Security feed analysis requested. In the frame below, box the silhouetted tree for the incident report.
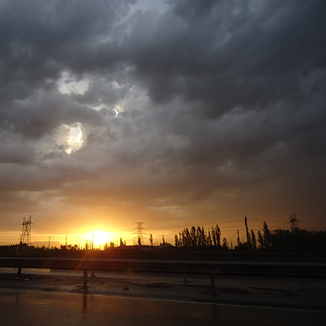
[244,216,251,250]
[206,231,213,247]
[237,230,241,246]
[176,225,225,249]
[119,237,125,247]
[258,221,272,250]
[174,234,179,247]
[222,237,229,250]
[211,224,221,247]
[251,229,257,250]
[190,226,197,247]
[197,226,206,247]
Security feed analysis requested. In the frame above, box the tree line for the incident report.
[174,215,326,253]
[174,225,229,249]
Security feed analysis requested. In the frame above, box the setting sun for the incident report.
[87,230,112,248]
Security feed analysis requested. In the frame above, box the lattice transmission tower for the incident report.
[289,213,299,231]
[134,222,145,245]
[21,215,32,246]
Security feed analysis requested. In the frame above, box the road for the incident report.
[0,289,325,326]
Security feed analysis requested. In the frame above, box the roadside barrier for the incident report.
[0,257,325,289]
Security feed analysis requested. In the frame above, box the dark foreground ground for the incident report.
[0,269,325,309]
[0,269,325,325]
[1,288,326,326]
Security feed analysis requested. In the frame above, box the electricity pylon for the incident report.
[134,222,145,245]
[21,215,32,246]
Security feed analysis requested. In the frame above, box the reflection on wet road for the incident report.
[0,289,325,326]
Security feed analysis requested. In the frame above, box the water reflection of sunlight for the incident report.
[0,267,51,274]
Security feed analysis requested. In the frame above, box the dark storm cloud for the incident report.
[0,0,135,138]
[0,131,35,164]
[118,0,326,190]
[124,0,326,115]
[0,0,325,231]
[7,90,103,138]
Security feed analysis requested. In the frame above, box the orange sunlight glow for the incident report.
[85,230,113,248]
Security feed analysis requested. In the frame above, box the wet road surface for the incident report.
[0,288,325,326]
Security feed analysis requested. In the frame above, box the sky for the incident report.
[0,0,325,247]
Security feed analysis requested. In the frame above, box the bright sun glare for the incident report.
[88,230,112,247]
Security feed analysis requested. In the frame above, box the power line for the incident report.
[145,220,243,231]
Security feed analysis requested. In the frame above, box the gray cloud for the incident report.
[0,0,325,241]
[125,1,326,114]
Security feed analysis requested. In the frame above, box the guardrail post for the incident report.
[83,270,88,288]
[17,267,22,276]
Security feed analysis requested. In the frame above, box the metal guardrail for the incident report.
[1,257,325,288]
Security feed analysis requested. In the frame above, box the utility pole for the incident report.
[244,216,251,250]
[48,236,51,249]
